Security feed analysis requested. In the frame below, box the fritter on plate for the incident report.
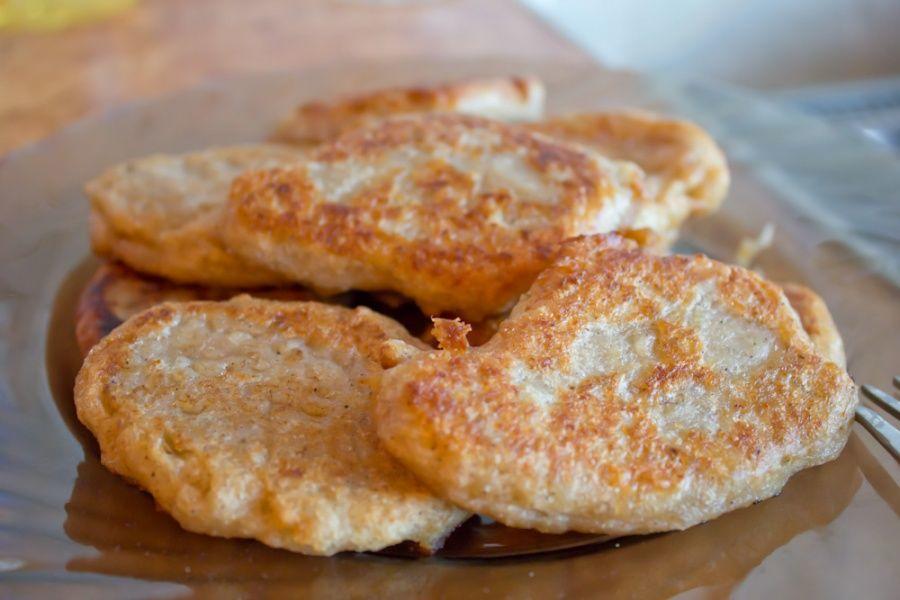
[75,297,468,556]
[273,75,545,145]
[531,110,729,246]
[87,144,305,287]
[375,235,857,535]
[224,113,653,320]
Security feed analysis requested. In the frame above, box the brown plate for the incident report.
[1,59,899,597]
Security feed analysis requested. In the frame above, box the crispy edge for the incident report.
[430,318,472,354]
[85,146,305,287]
[74,262,131,357]
[782,282,846,367]
[75,262,316,357]
[90,207,287,287]
[531,110,729,216]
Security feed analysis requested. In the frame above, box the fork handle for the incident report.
[862,385,900,420]
[856,406,900,462]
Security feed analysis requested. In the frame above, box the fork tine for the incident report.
[855,406,900,462]
[893,376,899,392]
[861,384,900,420]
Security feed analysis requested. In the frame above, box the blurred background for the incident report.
[1,0,899,155]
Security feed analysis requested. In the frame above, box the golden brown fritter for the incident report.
[74,262,316,356]
[531,110,729,246]
[375,235,857,535]
[87,144,306,287]
[272,75,545,145]
[75,297,468,556]
[782,282,846,367]
[426,282,847,357]
[223,113,652,320]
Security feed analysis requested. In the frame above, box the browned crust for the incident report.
[86,144,306,287]
[75,263,127,358]
[75,262,315,357]
[273,75,545,145]
[225,113,647,320]
[74,297,467,555]
[375,235,857,535]
[531,110,729,217]
[430,318,472,354]
[782,282,846,367]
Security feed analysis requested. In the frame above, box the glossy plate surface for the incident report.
[1,60,898,598]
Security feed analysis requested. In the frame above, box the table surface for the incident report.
[0,0,590,156]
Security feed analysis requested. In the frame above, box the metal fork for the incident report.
[855,377,900,461]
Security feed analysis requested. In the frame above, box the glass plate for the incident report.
[0,59,898,598]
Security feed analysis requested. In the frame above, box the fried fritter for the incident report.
[375,235,857,535]
[74,262,317,356]
[74,297,468,556]
[531,111,729,246]
[273,75,545,145]
[87,144,306,287]
[224,113,653,320]
[417,282,846,357]
[782,282,846,367]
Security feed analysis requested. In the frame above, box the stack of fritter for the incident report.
[74,76,855,557]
